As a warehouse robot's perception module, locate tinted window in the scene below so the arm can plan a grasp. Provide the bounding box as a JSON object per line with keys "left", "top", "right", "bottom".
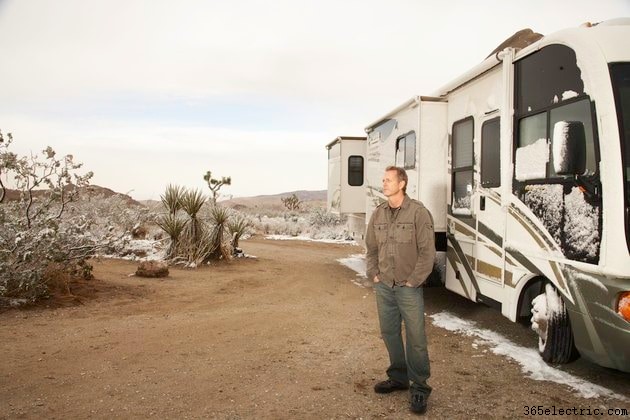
{"left": 516, "top": 44, "right": 585, "bottom": 115}
{"left": 452, "top": 118, "right": 474, "bottom": 214}
{"left": 481, "top": 118, "right": 500, "bottom": 188}
{"left": 348, "top": 155, "right": 364, "bottom": 186}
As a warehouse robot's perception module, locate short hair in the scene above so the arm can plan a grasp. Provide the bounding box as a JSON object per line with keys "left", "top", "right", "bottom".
{"left": 385, "top": 166, "right": 408, "bottom": 193}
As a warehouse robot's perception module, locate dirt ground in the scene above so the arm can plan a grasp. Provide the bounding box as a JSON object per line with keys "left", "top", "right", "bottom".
{"left": 1, "top": 238, "right": 629, "bottom": 419}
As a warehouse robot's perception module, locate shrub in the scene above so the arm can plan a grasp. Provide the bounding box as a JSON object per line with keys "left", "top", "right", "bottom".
{"left": 0, "top": 130, "right": 108, "bottom": 304}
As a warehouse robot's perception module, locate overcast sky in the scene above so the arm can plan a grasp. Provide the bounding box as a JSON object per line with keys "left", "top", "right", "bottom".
{"left": 1, "top": 0, "right": 628, "bottom": 200}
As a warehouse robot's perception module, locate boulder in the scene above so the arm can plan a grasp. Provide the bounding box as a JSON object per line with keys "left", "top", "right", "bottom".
{"left": 135, "top": 261, "right": 169, "bottom": 278}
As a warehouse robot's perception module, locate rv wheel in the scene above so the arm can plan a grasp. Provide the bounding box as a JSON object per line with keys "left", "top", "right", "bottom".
{"left": 530, "top": 283, "right": 577, "bottom": 364}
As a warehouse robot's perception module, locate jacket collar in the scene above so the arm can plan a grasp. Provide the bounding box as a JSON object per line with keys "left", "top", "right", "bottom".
{"left": 388, "top": 194, "right": 410, "bottom": 210}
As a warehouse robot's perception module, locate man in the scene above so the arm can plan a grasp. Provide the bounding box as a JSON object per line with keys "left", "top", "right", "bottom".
{"left": 365, "top": 166, "right": 436, "bottom": 415}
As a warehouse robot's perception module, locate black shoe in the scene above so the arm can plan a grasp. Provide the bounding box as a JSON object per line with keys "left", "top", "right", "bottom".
{"left": 373, "top": 379, "right": 409, "bottom": 394}
{"left": 410, "top": 392, "right": 428, "bottom": 414}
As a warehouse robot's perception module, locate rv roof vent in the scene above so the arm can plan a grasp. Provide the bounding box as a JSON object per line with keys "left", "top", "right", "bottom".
{"left": 486, "top": 28, "right": 543, "bottom": 59}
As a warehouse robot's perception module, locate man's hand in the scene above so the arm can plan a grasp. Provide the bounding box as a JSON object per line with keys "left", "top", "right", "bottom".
{"left": 405, "top": 282, "right": 414, "bottom": 287}
{"left": 374, "top": 275, "right": 380, "bottom": 283}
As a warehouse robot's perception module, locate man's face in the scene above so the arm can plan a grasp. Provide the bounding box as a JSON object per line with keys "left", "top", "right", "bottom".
{"left": 382, "top": 170, "right": 404, "bottom": 197}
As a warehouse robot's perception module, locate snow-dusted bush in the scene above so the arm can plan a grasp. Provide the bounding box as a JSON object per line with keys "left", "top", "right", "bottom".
{"left": 246, "top": 206, "right": 350, "bottom": 241}
{"left": 0, "top": 131, "right": 113, "bottom": 304}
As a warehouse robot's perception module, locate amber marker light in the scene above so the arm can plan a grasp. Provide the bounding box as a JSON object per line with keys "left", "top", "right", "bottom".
{"left": 618, "top": 292, "right": 630, "bottom": 322}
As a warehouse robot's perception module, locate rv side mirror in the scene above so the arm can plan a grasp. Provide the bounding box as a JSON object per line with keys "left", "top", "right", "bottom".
{"left": 552, "top": 121, "right": 586, "bottom": 176}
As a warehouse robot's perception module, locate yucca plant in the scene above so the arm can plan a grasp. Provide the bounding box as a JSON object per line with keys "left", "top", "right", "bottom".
{"left": 161, "top": 184, "right": 184, "bottom": 215}
{"left": 228, "top": 215, "right": 252, "bottom": 249}
{"left": 156, "top": 213, "right": 187, "bottom": 259}
{"left": 208, "top": 205, "right": 232, "bottom": 260}
{"left": 176, "top": 227, "right": 217, "bottom": 267}
{"left": 180, "top": 188, "right": 206, "bottom": 245}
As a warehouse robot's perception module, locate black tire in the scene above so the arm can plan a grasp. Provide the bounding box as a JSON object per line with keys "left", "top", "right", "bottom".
{"left": 530, "top": 283, "right": 578, "bottom": 364}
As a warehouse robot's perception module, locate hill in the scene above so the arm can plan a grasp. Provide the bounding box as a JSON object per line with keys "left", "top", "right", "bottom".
{"left": 221, "top": 190, "right": 326, "bottom": 211}
{"left": 1, "top": 185, "right": 143, "bottom": 206}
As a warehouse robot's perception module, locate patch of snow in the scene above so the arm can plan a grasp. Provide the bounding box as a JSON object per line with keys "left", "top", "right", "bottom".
{"left": 337, "top": 254, "right": 367, "bottom": 278}
{"left": 515, "top": 138, "right": 549, "bottom": 181}
{"left": 265, "top": 235, "right": 357, "bottom": 245}
{"left": 553, "top": 95, "right": 559, "bottom": 104}
{"left": 562, "top": 90, "right": 579, "bottom": 101}
{"left": 452, "top": 207, "right": 472, "bottom": 216}
{"left": 564, "top": 187, "right": 599, "bottom": 259}
{"left": 430, "top": 311, "right": 629, "bottom": 402}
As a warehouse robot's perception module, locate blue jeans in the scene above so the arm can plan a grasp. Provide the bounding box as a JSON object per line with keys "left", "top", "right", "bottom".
{"left": 374, "top": 281, "right": 431, "bottom": 396}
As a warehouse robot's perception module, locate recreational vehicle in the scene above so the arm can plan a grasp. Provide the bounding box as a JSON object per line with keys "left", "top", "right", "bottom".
{"left": 328, "top": 19, "right": 630, "bottom": 372}
{"left": 326, "top": 136, "right": 367, "bottom": 241}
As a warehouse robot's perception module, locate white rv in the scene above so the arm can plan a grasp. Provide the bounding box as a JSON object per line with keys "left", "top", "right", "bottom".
{"left": 329, "top": 19, "right": 630, "bottom": 372}
{"left": 326, "top": 136, "right": 367, "bottom": 241}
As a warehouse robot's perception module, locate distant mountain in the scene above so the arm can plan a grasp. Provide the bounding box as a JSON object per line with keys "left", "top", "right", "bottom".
{"left": 231, "top": 190, "right": 326, "bottom": 201}
{"left": 1, "top": 184, "right": 143, "bottom": 206}
{"left": 221, "top": 190, "right": 326, "bottom": 211}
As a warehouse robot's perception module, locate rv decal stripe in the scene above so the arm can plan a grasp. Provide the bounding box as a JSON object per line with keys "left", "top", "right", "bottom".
{"left": 446, "top": 245, "right": 471, "bottom": 299}
{"left": 478, "top": 221, "right": 503, "bottom": 247}
{"left": 454, "top": 220, "right": 475, "bottom": 238}
{"left": 508, "top": 206, "right": 567, "bottom": 290}
{"left": 505, "top": 248, "right": 540, "bottom": 277}
{"left": 448, "top": 235, "right": 481, "bottom": 295}
{"left": 509, "top": 206, "right": 558, "bottom": 251}
{"left": 477, "top": 260, "right": 502, "bottom": 281}
{"left": 504, "top": 270, "right": 515, "bottom": 287}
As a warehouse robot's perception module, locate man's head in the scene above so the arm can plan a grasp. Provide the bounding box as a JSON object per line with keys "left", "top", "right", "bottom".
{"left": 383, "top": 166, "right": 408, "bottom": 197}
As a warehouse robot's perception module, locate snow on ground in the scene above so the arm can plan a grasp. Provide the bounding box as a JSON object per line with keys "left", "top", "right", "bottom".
{"left": 337, "top": 254, "right": 367, "bottom": 287}
{"left": 265, "top": 235, "right": 357, "bottom": 245}
{"left": 430, "top": 311, "right": 629, "bottom": 403}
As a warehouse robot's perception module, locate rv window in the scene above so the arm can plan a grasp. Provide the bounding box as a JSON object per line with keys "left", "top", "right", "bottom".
{"left": 452, "top": 118, "right": 474, "bottom": 214}
{"left": 348, "top": 155, "right": 364, "bottom": 186}
{"left": 515, "top": 99, "right": 597, "bottom": 181}
{"left": 481, "top": 118, "right": 500, "bottom": 188}
{"left": 516, "top": 44, "right": 584, "bottom": 115}
{"left": 395, "top": 132, "right": 416, "bottom": 169}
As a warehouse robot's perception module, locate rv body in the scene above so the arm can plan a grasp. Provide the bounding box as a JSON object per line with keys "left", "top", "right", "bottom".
{"left": 326, "top": 136, "right": 367, "bottom": 242}
{"left": 329, "top": 19, "right": 630, "bottom": 372}
{"left": 364, "top": 97, "right": 449, "bottom": 281}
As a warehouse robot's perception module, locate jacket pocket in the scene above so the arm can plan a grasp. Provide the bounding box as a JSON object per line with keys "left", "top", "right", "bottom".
{"left": 375, "top": 223, "right": 388, "bottom": 243}
{"left": 396, "top": 223, "right": 413, "bottom": 243}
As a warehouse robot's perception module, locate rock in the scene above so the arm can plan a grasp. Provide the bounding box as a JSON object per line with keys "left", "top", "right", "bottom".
{"left": 135, "top": 261, "right": 169, "bottom": 278}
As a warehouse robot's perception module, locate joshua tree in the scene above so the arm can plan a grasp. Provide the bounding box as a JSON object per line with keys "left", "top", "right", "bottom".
{"left": 203, "top": 170, "right": 231, "bottom": 204}
{"left": 281, "top": 193, "right": 301, "bottom": 211}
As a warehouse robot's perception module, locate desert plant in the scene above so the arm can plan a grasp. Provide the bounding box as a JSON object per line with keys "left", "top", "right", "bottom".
{"left": 208, "top": 205, "right": 232, "bottom": 260}
{"left": 228, "top": 214, "right": 253, "bottom": 249}
{"left": 156, "top": 213, "right": 187, "bottom": 259}
{"left": 161, "top": 184, "right": 184, "bottom": 215}
{"left": 281, "top": 193, "right": 301, "bottom": 211}
{"left": 203, "top": 170, "right": 231, "bottom": 204}
{"left": 180, "top": 188, "right": 206, "bottom": 245}
{"left": 0, "top": 130, "right": 109, "bottom": 304}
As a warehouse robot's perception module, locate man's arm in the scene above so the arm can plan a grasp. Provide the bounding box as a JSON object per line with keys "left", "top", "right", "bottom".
{"left": 407, "top": 208, "right": 436, "bottom": 287}
{"left": 365, "top": 211, "right": 379, "bottom": 282}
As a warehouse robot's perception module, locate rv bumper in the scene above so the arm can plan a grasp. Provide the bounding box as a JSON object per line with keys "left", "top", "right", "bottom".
{"left": 566, "top": 272, "right": 630, "bottom": 373}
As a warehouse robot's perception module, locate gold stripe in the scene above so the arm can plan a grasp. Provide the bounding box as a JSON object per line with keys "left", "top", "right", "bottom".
{"left": 477, "top": 259, "right": 502, "bottom": 280}
{"left": 504, "top": 270, "right": 514, "bottom": 287}
{"left": 454, "top": 221, "right": 475, "bottom": 238}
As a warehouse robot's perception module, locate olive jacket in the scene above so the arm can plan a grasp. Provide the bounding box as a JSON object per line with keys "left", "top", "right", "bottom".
{"left": 365, "top": 195, "right": 436, "bottom": 287}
